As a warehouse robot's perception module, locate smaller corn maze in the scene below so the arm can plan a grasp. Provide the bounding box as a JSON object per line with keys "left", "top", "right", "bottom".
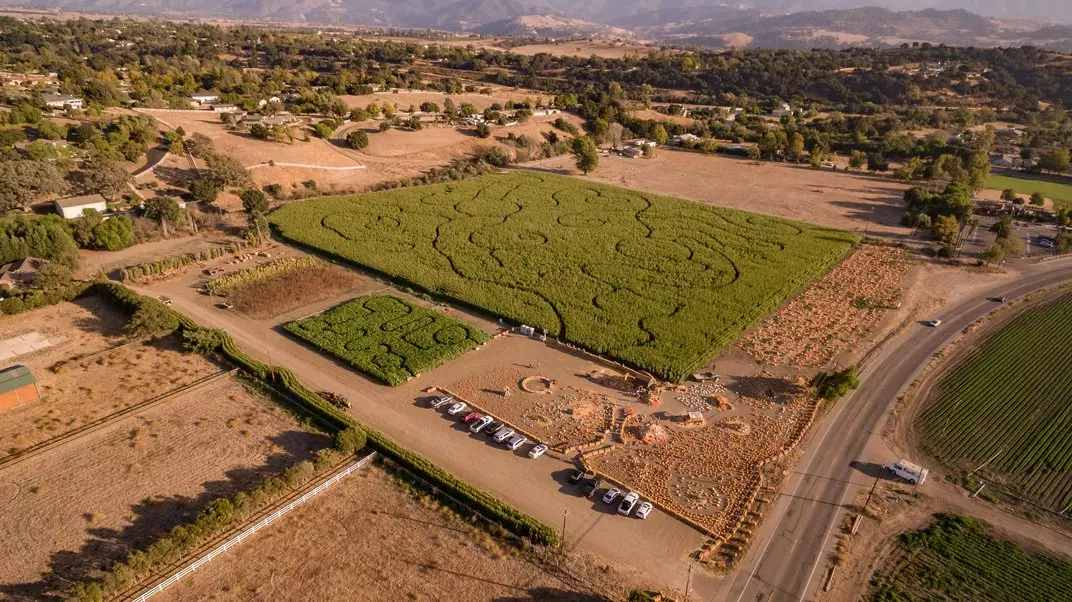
{"left": 285, "top": 294, "right": 488, "bottom": 385}
{"left": 916, "top": 293, "right": 1072, "bottom": 512}
{"left": 207, "top": 256, "right": 320, "bottom": 296}
{"left": 868, "top": 513, "right": 1072, "bottom": 602}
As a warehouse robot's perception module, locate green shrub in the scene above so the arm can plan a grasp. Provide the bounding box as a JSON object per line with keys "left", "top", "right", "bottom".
{"left": 811, "top": 366, "right": 860, "bottom": 401}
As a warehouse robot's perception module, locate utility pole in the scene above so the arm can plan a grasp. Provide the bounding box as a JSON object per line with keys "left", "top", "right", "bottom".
{"left": 560, "top": 508, "right": 568, "bottom": 550}
{"left": 684, "top": 558, "right": 694, "bottom": 600}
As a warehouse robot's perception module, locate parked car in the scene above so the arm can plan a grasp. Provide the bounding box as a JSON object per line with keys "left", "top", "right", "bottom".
{"left": 506, "top": 435, "right": 527, "bottom": 451}
{"left": 570, "top": 469, "right": 593, "bottom": 484}
{"left": 582, "top": 479, "right": 601, "bottom": 499}
{"left": 462, "top": 412, "right": 481, "bottom": 424}
{"left": 446, "top": 402, "right": 468, "bottom": 415}
{"left": 528, "top": 443, "right": 548, "bottom": 458}
{"left": 430, "top": 396, "right": 453, "bottom": 408}
{"left": 470, "top": 416, "right": 493, "bottom": 432}
{"left": 485, "top": 420, "right": 505, "bottom": 435}
{"left": 885, "top": 458, "right": 929, "bottom": 485}
{"left": 923, "top": 319, "right": 941, "bottom": 327}
{"left": 618, "top": 492, "right": 639, "bottom": 515}
{"left": 602, "top": 488, "right": 621, "bottom": 504}
{"left": 634, "top": 502, "right": 654, "bottom": 520}
{"left": 1039, "top": 238, "right": 1055, "bottom": 248}
{"left": 492, "top": 428, "right": 515, "bottom": 443}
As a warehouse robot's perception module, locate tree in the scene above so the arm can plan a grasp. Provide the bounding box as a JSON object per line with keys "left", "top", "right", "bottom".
{"left": 0, "top": 160, "right": 64, "bottom": 211}
{"left": 932, "top": 214, "right": 960, "bottom": 256}
{"left": 189, "top": 179, "right": 219, "bottom": 202}
{"left": 206, "top": 152, "right": 251, "bottom": 187}
{"left": 239, "top": 188, "right": 269, "bottom": 214}
{"left": 312, "top": 121, "right": 334, "bottom": 139}
{"left": 650, "top": 124, "right": 668, "bottom": 146}
{"left": 990, "top": 215, "right": 1012, "bottom": 239}
{"left": 1030, "top": 192, "right": 1046, "bottom": 206}
{"left": 419, "top": 102, "right": 439, "bottom": 113}
{"left": 406, "top": 116, "right": 423, "bottom": 131}
{"left": 1038, "top": 149, "right": 1070, "bottom": 174}
{"left": 125, "top": 300, "right": 179, "bottom": 340}
{"left": 607, "top": 122, "right": 626, "bottom": 147}
{"left": 809, "top": 147, "right": 823, "bottom": 169}
{"left": 378, "top": 121, "right": 391, "bottom": 132}
{"left": 964, "top": 150, "right": 991, "bottom": 191}
{"left": 345, "top": 130, "right": 369, "bottom": 149}
{"left": 143, "top": 197, "right": 182, "bottom": 238}
{"left": 1000, "top": 188, "right": 1019, "bottom": 202}
{"left": 33, "top": 261, "right": 73, "bottom": 290}
{"left": 475, "top": 122, "right": 492, "bottom": 138}
{"left": 70, "top": 208, "right": 104, "bottom": 247}
{"left": 810, "top": 366, "right": 859, "bottom": 401}
{"left": 849, "top": 150, "right": 867, "bottom": 171}
{"left": 866, "top": 153, "right": 889, "bottom": 174}
{"left": 245, "top": 209, "right": 269, "bottom": 245}
{"left": 895, "top": 157, "right": 924, "bottom": 181}
{"left": 748, "top": 144, "right": 762, "bottom": 165}
{"left": 786, "top": 132, "right": 805, "bottom": 162}
{"left": 334, "top": 426, "right": 367, "bottom": 454}
{"left": 185, "top": 132, "right": 214, "bottom": 158}
{"left": 571, "top": 137, "right": 599, "bottom": 175}
{"left": 981, "top": 242, "right": 1006, "bottom": 266}
{"left": 84, "top": 157, "right": 131, "bottom": 201}
{"left": 182, "top": 328, "right": 225, "bottom": 354}
{"left": 90, "top": 215, "right": 134, "bottom": 250}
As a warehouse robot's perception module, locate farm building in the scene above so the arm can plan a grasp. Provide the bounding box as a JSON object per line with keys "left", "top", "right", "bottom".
{"left": 0, "top": 257, "right": 49, "bottom": 290}
{"left": 42, "top": 94, "right": 84, "bottom": 110}
{"left": 190, "top": 92, "right": 221, "bottom": 105}
{"left": 0, "top": 365, "right": 39, "bottom": 412}
{"left": 54, "top": 194, "right": 108, "bottom": 219}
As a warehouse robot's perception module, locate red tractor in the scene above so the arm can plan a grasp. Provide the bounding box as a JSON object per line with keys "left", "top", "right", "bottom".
{"left": 318, "top": 391, "right": 351, "bottom": 409}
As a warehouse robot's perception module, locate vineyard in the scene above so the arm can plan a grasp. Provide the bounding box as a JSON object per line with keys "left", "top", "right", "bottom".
{"left": 916, "top": 293, "right": 1072, "bottom": 511}
{"left": 285, "top": 294, "right": 488, "bottom": 385}
{"left": 868, "top": 513, "right": 1072, "bottom": 601}
{"left": 270, "top": 172, "right": 858, "bottom": 381}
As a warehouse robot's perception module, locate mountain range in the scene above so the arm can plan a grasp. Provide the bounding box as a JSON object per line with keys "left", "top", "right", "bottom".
{"left": 3, "top": 0, "right": 1072, "bottom": 50}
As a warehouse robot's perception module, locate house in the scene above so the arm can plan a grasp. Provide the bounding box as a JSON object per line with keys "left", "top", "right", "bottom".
{"left": 631, "top": 139, "right": 657, "bottom": 148}
{"left": 0, "top": 257, "right": 49, "bottom": 290}
{"left": 257, "top": 96, "right": 282, "bottom": 108}
{"left": 617, "top": 146, "right": 642, "bottom": 159}
{"left": 54, "top": 194, "right": 108, "bottom": 219}
{"left": 771, "top": 103, "right": 793, "bottom": 118}
{"left": 211, "top": 104, "right": 242, "bottom": 113}
{"left": 0, "top": 365, "right": 39, "bottom": 413}
{"left": 190, "top": 92, "right": 221, "bottom": 106}
{"left": 670, "top": 133, "right": 700, "bottom": 146}
{"left": 42, "top": 94, "right": 83, "bottom": 110}
{"left": 725, "top": 107, "right": 745, "bottom": 122}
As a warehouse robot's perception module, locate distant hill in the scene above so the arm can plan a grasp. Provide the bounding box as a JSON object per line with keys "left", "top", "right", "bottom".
{"left": 3, "top": 0, "right": 1072, "bottom": 50}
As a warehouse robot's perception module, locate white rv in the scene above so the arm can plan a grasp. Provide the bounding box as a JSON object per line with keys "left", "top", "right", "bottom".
{"left": 886, "top": 459, "right": 928, "bottom": 485}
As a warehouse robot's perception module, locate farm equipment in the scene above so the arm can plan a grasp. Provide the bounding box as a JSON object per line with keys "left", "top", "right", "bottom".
{"left": 318, "top": 390, "right": 351, "bottom": 409}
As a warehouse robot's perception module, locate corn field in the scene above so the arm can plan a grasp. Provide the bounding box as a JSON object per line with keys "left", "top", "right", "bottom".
{"left": 285, "top": 294, "right": 489, "bottom": 386}
{"left": 918, "top": 293, "right": 1072, "bottom": 512}
{"left": 207, "top": 256, "right": 322, "bottom": 296}
{"left": 270, "top": 172, "right": 858, "bottom": 381}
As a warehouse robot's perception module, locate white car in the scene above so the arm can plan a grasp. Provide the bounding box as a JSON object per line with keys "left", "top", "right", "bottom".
{"left": 528, "top": 443, "right": 548, "bottom": 458}
{"left": 506, "top": 435, "right": 527, "bottom": 451}
{"left": 431, "top": 396, "right": 453, "bottom": 409}
{"left": 602, "top": 488, "right": 621, "bottom": 504}
{"left": 924, "top": 319, "right": 942, "bottom": 327}
{"left": 492, "top": 428, "right": 515, "bottom": 443}
{"left": 470, "top": 415, "right": 493, "bottom": 433}
{"left": 634, "top": 501, "right": 654, "bottom": 519}
{"left": 1039, "top": 239, "right": 1055, "bottom": 248}
{"left": 618, "top": 491, "right": 640, "bottom": 515}
{"left": 446, "top": 402, "right": 468, "bottom": 415}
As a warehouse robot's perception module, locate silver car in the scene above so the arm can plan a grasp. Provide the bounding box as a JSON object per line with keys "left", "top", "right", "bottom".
{"left": 492, "top": 428, "right": 515, "bottom": 443}
{"left": 506, "top": 435, "right": 527, "bottom": 451}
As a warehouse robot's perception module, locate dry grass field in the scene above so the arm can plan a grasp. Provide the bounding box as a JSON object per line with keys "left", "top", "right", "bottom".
{"left": 160, "top": 465, "right": 656, "bottom": 602}
{"left": 527, "top": 151, "right": 911, "bottom": 237}
{"left": 0, "top": 376, "right": 329, "bottom": 601}
{"left": 507, "top": 40, "right": 664, "bottom": 59}
{"left": 340, "top": 88, "right": 548, "bottom": 113}
{"left": 0, "top": 296, "right": 221, "bottom": 457}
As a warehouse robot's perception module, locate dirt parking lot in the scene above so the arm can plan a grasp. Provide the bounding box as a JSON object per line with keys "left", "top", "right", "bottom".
{"left": 160, "top": 464, "right": 658, "bottom": 602}
{"left": 527, "top": 151, "right": 912, "bottom": 238}
{"left": 0, "top": 376, "right": 329, "bottom": 601}
{"left": 0, "top": 296, "right": 221, "bottom": 457}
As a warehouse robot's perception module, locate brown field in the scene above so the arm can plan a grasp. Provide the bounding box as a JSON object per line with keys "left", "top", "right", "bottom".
{"left": 508, "top": 40, "right": 663, "bottom": 59}
{"left": 0, "top": 375, "right": 330, "bottom": 600}
{"left": 526, "top": 151, "right": 911, "bottom": 237}
{"left": 0, "top": 296, "right": 221, "bottom": 457}
{"left": 629, "top": 108, "right": 697, "bottom": 126}
{"left": 160, "top": 464, "right": 656, "bottom": 602}
{"left": 226, "top": 261, "right": 368, "bottom": 318}
{"left": 340, "top": 88, "right": 549, "bottom": 113}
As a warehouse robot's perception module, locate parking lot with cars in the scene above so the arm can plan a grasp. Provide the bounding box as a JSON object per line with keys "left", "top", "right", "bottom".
{"left": 430, "top": 395, "right": 657, "bottom": 520}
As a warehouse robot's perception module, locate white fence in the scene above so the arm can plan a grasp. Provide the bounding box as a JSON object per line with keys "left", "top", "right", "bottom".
{"left": 129, "top": 451, "right": 378, "bottom": 602}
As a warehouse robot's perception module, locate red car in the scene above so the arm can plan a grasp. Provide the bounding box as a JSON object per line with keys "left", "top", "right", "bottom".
{"left": 462, "top": 412, "right": 482, "bottom": 424}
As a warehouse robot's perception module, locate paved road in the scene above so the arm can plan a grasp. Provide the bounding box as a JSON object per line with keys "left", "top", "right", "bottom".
{"left": 720, "top": 256, "right": 1072, "bottom": 602}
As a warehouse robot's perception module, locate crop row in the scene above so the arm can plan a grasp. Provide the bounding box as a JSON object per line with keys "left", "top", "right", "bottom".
{"left": 869, "top": 513, "right": 1072, "bottom": 601}
{"left": 270, "top": 172, "right": 858, "bottom": 381}
{"left": 285, "top": 294, "right": 489, "bottom": 386}
{"left": 918, "top": 294, "right": 1072, "bottom": 509}
{"left": 120, "top": 244, "right": 245, "bottom": 282}
{"left": 207, "top": 255, "right": 322, "bottom": 296}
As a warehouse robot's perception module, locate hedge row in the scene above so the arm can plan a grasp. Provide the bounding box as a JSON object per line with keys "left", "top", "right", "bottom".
{"left": 119, "top": 244, "right": 245, "bottom": 282}
{"left": 0, "top": 279, "right": 90, "bottom": 315}
{"left": 71, "top": 432, "right": 362, "bottom": 602}
{"left": 90, "top": 282, "right": 560, "bottom": 547}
